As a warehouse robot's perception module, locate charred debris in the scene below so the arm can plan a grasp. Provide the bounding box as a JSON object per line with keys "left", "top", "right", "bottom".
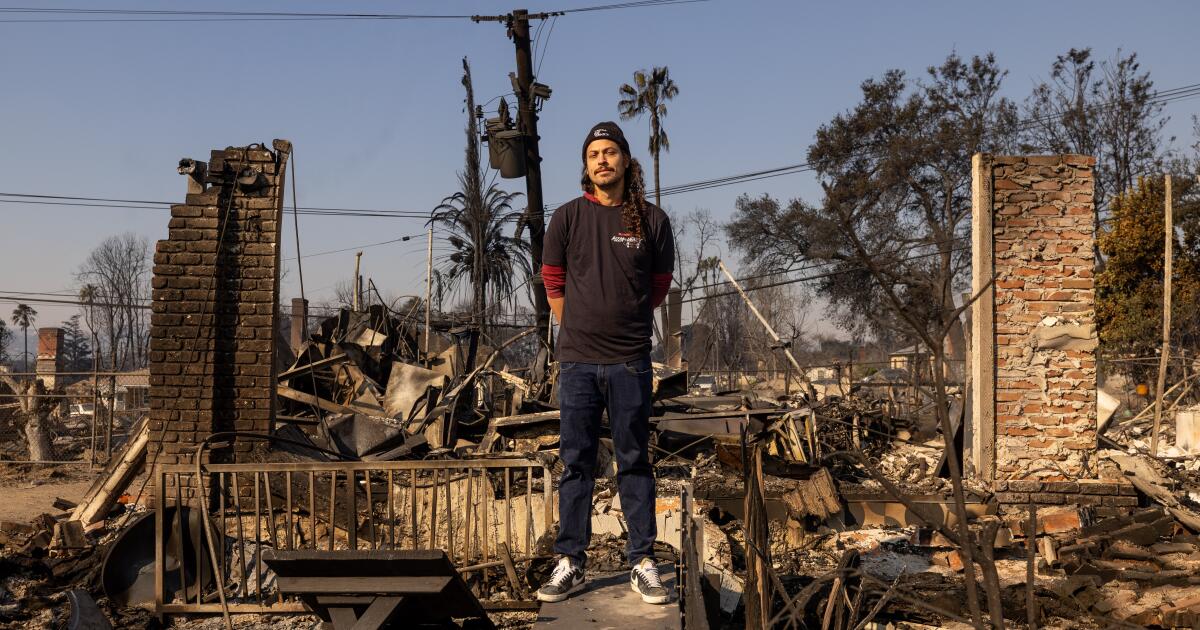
{"left": 0, "top": 302, "right": 1198, "bottom": 629}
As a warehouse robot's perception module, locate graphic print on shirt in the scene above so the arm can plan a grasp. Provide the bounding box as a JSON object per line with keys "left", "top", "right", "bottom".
{"left": 611, "top": 231, "right": 643, "bottom": 249}
{"left": 543, "top": 195, "right": 674, "bottom": 364}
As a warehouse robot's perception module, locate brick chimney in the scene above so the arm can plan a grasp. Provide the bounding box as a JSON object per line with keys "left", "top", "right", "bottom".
{"left": 36, "top": 327, "right": 65, "bottom": 389}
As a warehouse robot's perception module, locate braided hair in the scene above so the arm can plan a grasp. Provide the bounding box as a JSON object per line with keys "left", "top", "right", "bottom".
{"left": 581, "top": 155, "right": 649, "bottom": 240}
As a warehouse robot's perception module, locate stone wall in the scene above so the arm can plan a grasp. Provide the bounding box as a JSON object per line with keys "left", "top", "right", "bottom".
{"left": 972, "top": 154, "right": 1098, "bottom": 483}
{"left": 147, "top": 140, "right": 290, "bottom": 493}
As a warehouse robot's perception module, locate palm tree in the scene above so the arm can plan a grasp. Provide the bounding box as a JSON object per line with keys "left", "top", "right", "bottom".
{"left": 430, "top": 58, "right": 529, "bottom": 333}
{"left": 10, "top": 303, "right": 37, "bottom": 373}
{"left": 618, "top": 66, "right": 680, "bottom": 210}
{"left": 78, "top": 284, "right": 99, "bottom": 365}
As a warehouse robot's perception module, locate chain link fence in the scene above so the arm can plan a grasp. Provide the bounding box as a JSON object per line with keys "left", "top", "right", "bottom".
{"left": 0, "top": 369, "right": 148, "bottom": 466}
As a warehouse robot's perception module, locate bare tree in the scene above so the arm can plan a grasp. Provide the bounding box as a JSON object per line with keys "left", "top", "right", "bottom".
{"left": 675, "top": 208, "right": 722, "bottom": 292}
{"left": 1022, "top": 48, "right": 1171, "bottom": 260}
{"left": 431, "top": 58, "right": 528, "bottom": 336}
{"left": 331, "top": 279, "right": 358, "bottom": 310}
{"left": 75, "top": 233, "right": 152, "bottom": 371}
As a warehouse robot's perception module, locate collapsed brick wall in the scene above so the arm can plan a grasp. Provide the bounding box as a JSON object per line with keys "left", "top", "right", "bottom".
{"left": 978, "top": 154, "right": 1098, "bottom": 481}
{"left": 148, "top": 140, "right": 291, "bottom": 493}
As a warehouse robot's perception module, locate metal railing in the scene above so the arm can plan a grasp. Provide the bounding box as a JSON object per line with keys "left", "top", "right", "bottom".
{"left": 154, "top": 458, "right": 556, "bottom": 615}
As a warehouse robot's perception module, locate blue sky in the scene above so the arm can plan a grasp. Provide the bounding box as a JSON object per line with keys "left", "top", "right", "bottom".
{"left": 2, "top": 0, "right": 1198, "bottom": 347}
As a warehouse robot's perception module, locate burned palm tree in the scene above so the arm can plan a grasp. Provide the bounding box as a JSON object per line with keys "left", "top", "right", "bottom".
{"left": 430, "top": 58, "right": 529, "bottom": 333}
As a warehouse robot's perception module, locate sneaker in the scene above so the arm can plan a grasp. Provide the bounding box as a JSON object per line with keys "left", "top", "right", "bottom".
{"left": 537, "top": 556, "right": 586, "bottom": 603}
{"left": 630, "top": 557, "right": 670, "bottom": 604}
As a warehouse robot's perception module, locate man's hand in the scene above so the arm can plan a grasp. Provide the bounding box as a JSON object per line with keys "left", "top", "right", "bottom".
{"left": 549, "top": 296, "right": 564, "bottom": 323}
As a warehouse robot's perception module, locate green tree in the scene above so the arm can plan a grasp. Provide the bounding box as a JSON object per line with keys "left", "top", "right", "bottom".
{"left": 727, "top": 53, "right": 1017, "bottom": 347}
{"left": 61, "top": 314, "right": 93, "bottom": 373}
{"left": 10, "top": 304, "right": 37, "bottom": 373}
{"left": 430, "top": 58, "right": 528, "bottom": 333}
{"left": 1096, "top": 176, "right": 1200, "bottom": 383}
{"left": 618, "top": 66, "right": 679, "bottom": 210}
{"left": 725, "top": 55, "right": 1022, "bottom": 626}
{"left": 1022, "top": 48, "right": 1171, "bottom": 261}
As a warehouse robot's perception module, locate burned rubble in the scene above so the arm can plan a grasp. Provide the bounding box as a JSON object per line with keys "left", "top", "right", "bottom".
{"left": 1, "top": 146, "right": 1199, "bottom": 630}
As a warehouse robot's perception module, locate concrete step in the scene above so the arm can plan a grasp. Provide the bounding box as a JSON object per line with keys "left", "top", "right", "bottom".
{"left": 534, "top": 563, "right": 680, "bottom": 630}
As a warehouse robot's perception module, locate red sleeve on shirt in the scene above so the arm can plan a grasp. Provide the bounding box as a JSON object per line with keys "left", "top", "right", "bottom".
{"left": 543, "top": 264, "right": 566, "bottom": 298}
{"left": 651, "top": 272, "right": 672, "bottom": 308}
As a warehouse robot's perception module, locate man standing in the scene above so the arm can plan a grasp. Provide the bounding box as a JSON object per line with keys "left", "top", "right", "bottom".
{"left": 536, "top": 122, "right": 674, "bottom": 604}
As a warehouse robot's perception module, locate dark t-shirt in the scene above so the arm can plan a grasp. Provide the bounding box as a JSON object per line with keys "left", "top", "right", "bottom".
{"left": 544, "top": 196, "right": 674, "bottom": 364}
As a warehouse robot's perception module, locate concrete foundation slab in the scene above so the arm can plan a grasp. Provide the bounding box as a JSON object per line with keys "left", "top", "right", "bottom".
{"left": 535, "top": 564, "right": 680, "bottom": 629}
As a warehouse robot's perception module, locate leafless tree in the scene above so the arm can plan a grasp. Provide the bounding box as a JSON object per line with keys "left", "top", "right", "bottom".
{"left": 1022, "top": 48, "right": 1171, "bottom": 262}
{"left": 674, "top": 208, "right": 722, "bottom": 292}
{"left": 331, "top": 279, "right": 358, "bottom": 310}
{"left": 75, "top": 233, "right": 151, "bottom": 371}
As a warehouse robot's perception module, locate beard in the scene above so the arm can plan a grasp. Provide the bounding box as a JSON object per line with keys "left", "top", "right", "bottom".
{"left": 589, "top": 168, "right": 624, "bottom": 192}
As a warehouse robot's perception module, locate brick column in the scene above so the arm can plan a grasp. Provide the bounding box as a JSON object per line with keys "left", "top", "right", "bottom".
{"left": 971, "top": 154, "right": 1098, "bottom": 483}
{"left": 148, "top": 140, "right": 291, "bottom": 496}
{"left": 35, "top": 327, "right": 64, "bottom": 390}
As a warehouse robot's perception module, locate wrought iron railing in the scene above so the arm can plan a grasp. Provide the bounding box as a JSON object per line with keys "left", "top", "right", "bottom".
{"left": 154, "top": 458, "right": 555, "bottom": 615}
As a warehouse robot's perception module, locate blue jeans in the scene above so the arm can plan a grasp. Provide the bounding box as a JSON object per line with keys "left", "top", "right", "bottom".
{"left": 554, "top": 355, "right": 657, "bottom": 568}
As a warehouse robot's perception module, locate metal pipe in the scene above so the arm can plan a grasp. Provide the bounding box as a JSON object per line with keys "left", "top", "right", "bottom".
{"left": 425, "top": 227, "right": 433, "bottom": 366}
{"left": 717, "top": 260, "right": 813, "bottom": 392}
{"left": 232, "top": 472, "right": 247, "bottom": 601}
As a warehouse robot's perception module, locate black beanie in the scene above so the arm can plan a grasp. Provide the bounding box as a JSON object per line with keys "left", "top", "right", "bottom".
{"left": 581, "top": 121, "right": 631, "bottom": 162}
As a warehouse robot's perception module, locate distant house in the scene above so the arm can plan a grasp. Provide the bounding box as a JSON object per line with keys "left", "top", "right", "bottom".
{"left": 887, "top": 347, "right": 936, "bottom": 379}
{"left": 64, "top": 367, "right": 150, "bottom": 412}
{"left": 805, "top": 366, "right": 837, "bottom": 382}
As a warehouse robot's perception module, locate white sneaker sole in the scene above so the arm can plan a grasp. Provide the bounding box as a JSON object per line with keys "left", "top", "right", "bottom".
{"left": 631, "top": 581, "right": 671, "bottom": 604}
{"left": 537, "top": 580, "right": 585, "bottom": 603}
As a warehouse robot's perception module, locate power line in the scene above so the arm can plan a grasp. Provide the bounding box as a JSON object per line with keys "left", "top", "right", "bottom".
{"left": 679, "top": 243, "right": 974, "bottom": 306}
{"left": 281, "top": 232, "right": 427, "bottom": 261}
{"left": 545, "top": 79, "right": 1200, "bottom": 210}
{"left": 0, "top": 291, "right": 356, "bottom": 315}
{"left": 682, "top": 235, "right": 972, "bottom": 297}
{"left": 535, "top": 16, "right": 558, "bottom": 76}
{"left": 558, "top": 0, "right": 709, "bottom": 13}
{"left": 2, "top": 79, "right": 1196, "bottom": 222}
{"left": 0, "top": 192, "right": 437, "bottom": 219}
{"left": 0, "top": 1, "right": 704, "bottom": 23}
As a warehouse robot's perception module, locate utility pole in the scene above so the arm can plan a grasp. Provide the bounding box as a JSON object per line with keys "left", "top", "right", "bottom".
{"left": 473, "top": 8, "right": 560, "bottom": 347}
{"left": 1152, "top": 174, "right": 1174, "bottom": 456}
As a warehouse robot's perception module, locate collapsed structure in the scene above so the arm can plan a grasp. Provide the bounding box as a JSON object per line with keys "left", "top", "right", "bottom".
{"left": 2, "top": 147, "right": 1200, "bottom": 630}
